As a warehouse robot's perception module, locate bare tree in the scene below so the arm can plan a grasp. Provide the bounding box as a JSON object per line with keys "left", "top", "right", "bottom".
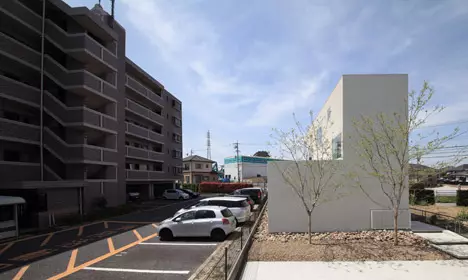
{"left": 351, "top": 81, "right": 466, "bottom": 245}
{"left": 271, "top": 113, "right": 343, "bottom": 244}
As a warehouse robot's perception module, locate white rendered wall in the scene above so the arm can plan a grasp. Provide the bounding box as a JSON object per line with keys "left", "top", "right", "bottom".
{"left": 268, "top": 74, "right": 411, "bottom": 233}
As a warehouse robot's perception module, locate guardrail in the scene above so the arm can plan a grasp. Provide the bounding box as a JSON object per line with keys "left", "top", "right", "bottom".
{"left": 433, "top": 189, "right": 457, "bottom": 197}
{"left": 410, "top": 207, "right": 468, "bottom": 235}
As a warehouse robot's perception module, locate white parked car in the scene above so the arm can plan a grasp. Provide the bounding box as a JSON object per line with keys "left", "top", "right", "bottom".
{"left": 175, "top": 197, "right": 251, "bottom": 223}
{"left": 162, "top": 189, "right": 190, "bottom": 200}
{"left": 156, "top": 206, "right": 237, "bottom": 241}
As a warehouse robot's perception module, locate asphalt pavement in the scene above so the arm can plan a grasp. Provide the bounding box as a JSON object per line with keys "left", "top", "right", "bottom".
{"left": 0, "top": 198, "right": 206, "bottom": 279}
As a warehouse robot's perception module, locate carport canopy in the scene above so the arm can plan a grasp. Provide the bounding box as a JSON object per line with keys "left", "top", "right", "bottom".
{"left": 0, "top": 195, "right": 25, "bottom": 206}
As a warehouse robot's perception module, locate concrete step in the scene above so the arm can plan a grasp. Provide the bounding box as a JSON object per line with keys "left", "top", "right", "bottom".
{"left": 415, "top": 230, "right": 468, "bottom": 245}
{"left": 432, "top": 244, "right": 468, "bottom": 259}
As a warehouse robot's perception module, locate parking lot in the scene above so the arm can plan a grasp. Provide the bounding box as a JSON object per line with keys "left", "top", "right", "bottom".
{"left": 0, "top": 198, "right": 205, "bottom": 279}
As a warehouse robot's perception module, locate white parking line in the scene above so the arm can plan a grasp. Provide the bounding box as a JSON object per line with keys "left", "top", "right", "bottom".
{"left": 140, "top": 242, "right": 218, "bottom": 246}
{"left": 83, "top": 267, "right": 190, "bottom": 274}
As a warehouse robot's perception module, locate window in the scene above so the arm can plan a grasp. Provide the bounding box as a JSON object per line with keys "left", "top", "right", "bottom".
{"left": 134, "top": 163, "right": 140, "bottom": 170}
{"left": 184, "top": 164, "right": 189, "bottom": 170}
{"left": 332, "top": 133, "right": 342, "bottom": 159}
{"left": 327, "top": 107, "right": 331, "bottom": 122}
{"left": 205, "top": 164, "right": 209, "bottom": 168}
{"left": 125, "top": 163, "right": 131, "bottom": 169}
{"left": 173, "top": 117, "right": 182, "bottom": 127}
{"left": 185, "top": 176, "right": 190, "bottom": 183}
{"left": 317, "top": 127, "right": 323, "bottom": 144}
{"left": 177, "top": 211, "right": 196, "bottom": 221}
{"left": 195, "top": 210, "right": 216, "bottom": 219}
{"left": 195, "top": 163, "right": 202, "bottom": 169}
{"left": 4, "top": 150, "right": 20, "bottom": 162}
{"left": 221, "top": 209, "right": 233, "bottom": 217}
{"left": 172, "top": 150, "right": 182, "bottom": 159}
{"left": 3, "top": 111, "right": 20, "bottom": 121}
{"left": 173, "top": 134, "right": 182, "bottom": 143}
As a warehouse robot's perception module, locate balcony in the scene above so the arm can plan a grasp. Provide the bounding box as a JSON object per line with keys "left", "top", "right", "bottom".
{"left": 44, "top": 19, "right": 118, "bottom": 71}
{"left": 126, "top": 146, "right": 164, "bottom": 162}
{"left": 45, "top": 92, "right": 118, "bottom": 132}
{"left": 125, "top": 99, "right": 164, "bottom": 125}
{"left": 1, "top": 0, "right": 117, "bottom": 71}
{"left": 44, "top": 56, "right": 118, "bottom": 103}
{"left": 126, "top": 170, "right": 165, "bottom": 181}
{"left": 125, "top": 122, "right": 165, "bottom": 144}
{"left": 44, "top": 128, "right": 117, "bottom": 165}
{"left": 0, "top": 32, "right": 117, "bottom": 104}
{"left": 126, "top": 75, "right": 163, "bottom": 107}
{"left": 0, "top": 118, "right": 39, "bottom": 143}
{"left": 0, "top": 161, "right": 41, "bottom": 183}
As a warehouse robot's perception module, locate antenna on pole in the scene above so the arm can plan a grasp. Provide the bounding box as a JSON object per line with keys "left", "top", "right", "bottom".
{"left": 207, "top": 130, "right": 212, "bottom": 159}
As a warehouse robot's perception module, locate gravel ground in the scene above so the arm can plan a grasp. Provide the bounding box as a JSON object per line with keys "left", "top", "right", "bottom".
{"left": 248, "top": 211, "right": 451, "bottom": 261}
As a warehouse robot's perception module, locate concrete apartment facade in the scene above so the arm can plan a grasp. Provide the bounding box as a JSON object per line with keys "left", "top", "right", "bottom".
{"left": 268, "top": 74, "right": 411, "bottom": 233}
{"left": 0, "top": 0, "right": 182, "bottom": 229}
{"left": 182, "top": 155, "right": 217, "bottom": 184}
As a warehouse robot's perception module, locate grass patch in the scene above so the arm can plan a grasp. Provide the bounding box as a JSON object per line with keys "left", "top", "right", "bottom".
{"left": 436, "top": 196, "right": 457, "bottom": 203}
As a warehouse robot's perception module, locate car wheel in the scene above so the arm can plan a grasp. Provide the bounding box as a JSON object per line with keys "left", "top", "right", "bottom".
{"left": 179, "top": 196, "right": 183, "bottom": 200}
{"left": 211, "top": 228, "right": 226, "bottom": 241}
{"left": 234, "top": 218, "right": 239, "bottom": 226}
{"left": 159, "top": 228, "right": 173, "bottom": 241}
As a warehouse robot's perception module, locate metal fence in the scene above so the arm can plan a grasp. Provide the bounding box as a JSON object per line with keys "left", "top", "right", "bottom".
{"left": 198, "top": 202, "right": 267, "bottom": 280}
{"left": 410, "top": 207, "right": 468, "bottom": 237}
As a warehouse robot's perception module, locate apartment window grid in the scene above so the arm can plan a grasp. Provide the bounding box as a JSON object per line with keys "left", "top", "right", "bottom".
{"left": 332, "top": 133, "right": 342, "bottom": 159}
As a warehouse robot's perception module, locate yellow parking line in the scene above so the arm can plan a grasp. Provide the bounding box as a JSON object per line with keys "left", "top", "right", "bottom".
{"left": 151, "top": 223, "right": 157, "bottom": 228}
{"left": 77, "top": 226, "right": 84, "bottom": 237}
{"left": 107, "top": 238, "right": 115, "bottom": 252}
{"left": 47, "top": 232, "right": 158, "bottom": 280}
{"left": 0, "top": 242, "right": 14, "bottom": 256}
{"left": 41, "top": 233, "right": 54, "bottom": 247}
{"left": 104, "top": 221, "right": 108, "bottom": 229}
{"left": 133, "top": 230, "right": 142, "bottom": 240}
{"left": 67, "top": 249, "right": 78, "bottom": 271}
{"left": 12, "top": 265, "right": 29, "bottom": 280}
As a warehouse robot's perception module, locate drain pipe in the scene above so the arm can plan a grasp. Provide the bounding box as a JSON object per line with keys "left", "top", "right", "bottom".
{"left": 40, "top": 0, "right": 46, "bottom": 181}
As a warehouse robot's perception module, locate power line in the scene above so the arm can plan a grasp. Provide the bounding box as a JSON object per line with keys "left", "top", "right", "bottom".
{"left": 417, "top": 120, "right": 468, "bottom": 129}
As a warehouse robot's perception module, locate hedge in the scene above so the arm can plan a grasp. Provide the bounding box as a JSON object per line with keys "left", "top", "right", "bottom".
{"left": 410, "top": 182, "right": 426, "bottom": 190}
{"left": 181, "top": 183, "right": 199, "bottom": 192}
{"left": 457, "top": 190, "right": 468, "bottom": 206}
{"left": 409, "top": 189, "right": 435, "bottom": 205}
{"left": 199, "top": 182, "right": 253, "bottom": 194}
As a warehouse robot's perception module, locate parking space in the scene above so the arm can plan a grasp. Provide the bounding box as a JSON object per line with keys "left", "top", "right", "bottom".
{"left": 66, "top": 235, "right": 219, "bottom": 280}
{"left": 0, "top": 198, "right": 201, "bottom": 277}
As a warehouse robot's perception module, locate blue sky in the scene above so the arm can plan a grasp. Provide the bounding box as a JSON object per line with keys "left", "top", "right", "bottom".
{"left": 65, "top": 0, "right": 468, "bottom": 165}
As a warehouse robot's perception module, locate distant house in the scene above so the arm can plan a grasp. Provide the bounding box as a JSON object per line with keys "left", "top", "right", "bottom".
{"left": 183, "top": 155, "right": 218, "bottom": 184}
{"left": 409, "top": 163, "right": 438, "bottom": 187}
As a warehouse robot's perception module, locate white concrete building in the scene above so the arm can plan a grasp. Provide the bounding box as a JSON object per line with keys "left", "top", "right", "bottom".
{"left": 268, "top": 74, "right": 411, "bottom": 233}
{"left": 224, "top": 156, "right": 280, "bottom": 182}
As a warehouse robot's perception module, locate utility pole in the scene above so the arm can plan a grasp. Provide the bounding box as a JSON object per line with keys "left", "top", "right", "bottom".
{"left": 207, "top": 130, "right": 211, "bottom": 159}
{"left": 40, "top": 0, "right": 46, "bottom": 181}
{"left": 190, "top": 149, "right": 193, "bottom": 156}
{"left": 233, "top": 141, "right": 240, "bottom": 182}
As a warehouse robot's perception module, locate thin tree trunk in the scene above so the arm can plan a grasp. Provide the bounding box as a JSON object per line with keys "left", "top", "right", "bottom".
{"left": 308, "top": 213, "right": 312, "bottom": 244}
{"left": 393, "top": 209, "right": 399, "bottom": 246}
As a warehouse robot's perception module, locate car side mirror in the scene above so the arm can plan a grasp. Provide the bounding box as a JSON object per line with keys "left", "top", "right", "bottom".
{"left": 174, "top": 217, "right": 182, "bottom": 222}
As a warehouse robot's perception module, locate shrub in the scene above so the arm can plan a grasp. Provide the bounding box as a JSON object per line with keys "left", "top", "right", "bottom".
{"left": 456, "top": 190, "right": 468, "bottom": 206}
{"left": 410, "top": 182, "right": 426, "bottom": 190}
{"left": 199, "top": 182, "right": 253, "bottom": 193}
{"left": 427, "top": 214, "right": 438, "bottom": 225}
{"left": 93, "top": 196, "right": 108, "bottom": 209}
{"left": 181, "top": 183, "right": 199, "bottom": 192}
{"left": 409, "top": 189, "right": 435, "bottom": 205}
{"left": 456, "top": 209, "right": 468, "bottom": 221}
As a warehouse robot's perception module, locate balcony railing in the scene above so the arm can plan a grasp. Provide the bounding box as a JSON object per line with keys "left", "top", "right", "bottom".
{"left": 0, "top": 32, "right": 117, "bottom": 102}
{"left": 0, "top": 118, "right": 40, "bottom": 143}
{"left": 3, "top": 0, "right": 118, "bottom": 69}
{"left": 126, "top": 75, "right": 163, "bottom": 107}
{"left": 44, "top": 19, "right": 118, "bottom": 70}
{"left": 126, "top": 146, "right": 164, "bottom": 162}
{"left": 126, "top": 170, "right": 165, "bottom": 181}
{"left": 125, "top": 122, "right": 165, "bottom": 144}
{"left": 125, "top": 99, "right": 164, "bottom": 124}
{"left": 44, "top": 128, "right": 117, "bottom": 164}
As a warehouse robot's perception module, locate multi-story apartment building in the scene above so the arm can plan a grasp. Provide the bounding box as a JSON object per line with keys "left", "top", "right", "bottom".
{"left": 0, "top": 0, "right": 182, "bottom": 228}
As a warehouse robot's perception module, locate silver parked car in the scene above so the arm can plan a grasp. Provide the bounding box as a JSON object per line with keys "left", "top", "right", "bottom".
{"left": 162, "top": 189, "right": 190, "bottom": 200}
{"left": 156, "top": 206, "right": 237, "bottom": 241}
{"left": 175, "top": 197, "right": 251, "bottom": 223}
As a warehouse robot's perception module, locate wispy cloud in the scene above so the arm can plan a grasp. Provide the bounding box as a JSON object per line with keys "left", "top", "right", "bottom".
{"left": 66, "top": 0, "right": 468, "bottom": 163}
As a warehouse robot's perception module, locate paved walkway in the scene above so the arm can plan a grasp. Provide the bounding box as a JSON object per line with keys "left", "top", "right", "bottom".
{"left": 241, "top": 261, "right": 468, "bottom": 280}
